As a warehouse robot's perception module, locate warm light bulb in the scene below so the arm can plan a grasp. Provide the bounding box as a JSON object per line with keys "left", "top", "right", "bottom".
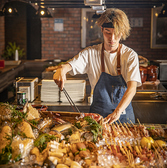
{"left": 163, "top": 10, "right": 165, "bottom": 15}
{"left": 40, "top": 10, "right": 45, "bottom": 15}
{"left": 8, "top": 8, "right": 12, "bottom": 13}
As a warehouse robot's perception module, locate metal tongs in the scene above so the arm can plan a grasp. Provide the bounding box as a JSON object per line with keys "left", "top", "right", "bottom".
{"left": 63, "top": 88, "right": 80, "bottom": 113}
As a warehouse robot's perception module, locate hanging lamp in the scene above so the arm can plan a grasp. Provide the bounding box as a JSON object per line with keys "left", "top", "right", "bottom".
{"left": 158, "top": 4, "right": 167, "bottom": 18}
{"left": 0, "top": 1, "right": 18, "bottom": 16}
{"left": 36, "top": 6, "right": 52, "bottom": 18}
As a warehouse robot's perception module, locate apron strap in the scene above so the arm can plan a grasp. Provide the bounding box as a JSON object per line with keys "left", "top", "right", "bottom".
{"left": 101, "top": 43, "right": 105, "bottom": 72}
{"left": 101, "top": 43, "right": 122, "bottom": 74}
{"left": 117, "top": 44, "right": 122, "bottom": 75}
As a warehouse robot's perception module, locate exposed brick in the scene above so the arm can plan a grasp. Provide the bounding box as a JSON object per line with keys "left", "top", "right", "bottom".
{"left": 0, "top": 3, "right": 167, "bottom": 60}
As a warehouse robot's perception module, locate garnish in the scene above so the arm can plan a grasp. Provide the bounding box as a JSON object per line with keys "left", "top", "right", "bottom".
{"left": 34, "top": 133, "right": 58, "bottom": 152}
{"left": 0, "top": 134, "right": 13, "bottom": 165}
{"left": 10, "top": 106, "right": 27, "bottom": 128}
{"left": 29, "top": 119, "right": 39, "bottom": 129}
{"left": 75, "top": 122, "right": 82, "bottom": 129}
{"left": 84, "top": 116, "right": 102, "bottom": 143}
{"left": 0, "top": 145, "right": 12, "bottom": 164}
{"left": 79, "top": 148, "right": 86, "bottom": 151}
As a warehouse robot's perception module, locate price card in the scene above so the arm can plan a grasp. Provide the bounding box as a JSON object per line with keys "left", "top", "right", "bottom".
{"left": 54, "top": 19, "right": 64, "bottom": 31}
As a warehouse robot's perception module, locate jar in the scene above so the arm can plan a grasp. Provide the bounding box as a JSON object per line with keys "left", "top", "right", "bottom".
{"left": 139, "top": 66, "right": 147, "bottom": 83}
{"left": 147, "top": 65, "right": 158, "bottom": 81}
{"left": 147, "top": 73, "right": 157, "bottom": 81}
{"left": 147, "top": 65, "right": 158, "bottom": 74}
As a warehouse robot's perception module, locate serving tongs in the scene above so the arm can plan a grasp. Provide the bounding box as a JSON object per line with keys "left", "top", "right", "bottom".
{"left": 63, "top": 88, "right": 80, "bottom": 113}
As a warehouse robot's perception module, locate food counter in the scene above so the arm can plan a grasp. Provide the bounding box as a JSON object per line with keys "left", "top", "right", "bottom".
{"left": 0, "top": 60, "right": 167, "bottom": 124}
{"left": 0, "top": 61, "right": 167, "bottom": 167}
{"left": 0, "top": 103, "right": 167, "bottom": 168}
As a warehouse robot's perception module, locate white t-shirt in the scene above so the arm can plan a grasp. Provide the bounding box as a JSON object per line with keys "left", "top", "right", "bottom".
{"left": 68, "top": 43, "right": 142, "bottom": 91}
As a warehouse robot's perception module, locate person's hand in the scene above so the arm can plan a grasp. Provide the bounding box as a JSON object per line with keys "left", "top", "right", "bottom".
{"left": 53, "top": 63, "right": 72, "bottom": 91}
{"left": 104, "top": 111, "right": 121, "bottom": 124}
{"left": 53, "top": 67, "right": 66, "bottom": 91}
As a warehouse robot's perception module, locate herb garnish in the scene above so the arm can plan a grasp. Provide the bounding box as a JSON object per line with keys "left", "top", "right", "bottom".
{"left": 74, "top": 122, "right": 82, "bottom": 129}
{"left": 34, "top": 133, "right": 58, "bottom": 152}
{"left": 84, "top": 116, "right": 102, "bottom": 143}
{"left": 0, "top": 134, "right": 13, "bottom": 164}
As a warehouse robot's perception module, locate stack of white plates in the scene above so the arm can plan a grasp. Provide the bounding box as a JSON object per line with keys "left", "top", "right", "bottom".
{"left": 41, "top": 79, "right": 59, "bottom": 102}
{"left": 61, "top": 80, "right": 86, "bottom": 103}
{"left": 41, "top": 79, "right": 86, "bottom": 102}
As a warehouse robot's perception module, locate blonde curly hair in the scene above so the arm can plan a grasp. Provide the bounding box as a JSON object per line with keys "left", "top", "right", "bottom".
{"left": 97, "top": 8, "right": 131, "bottom": 40}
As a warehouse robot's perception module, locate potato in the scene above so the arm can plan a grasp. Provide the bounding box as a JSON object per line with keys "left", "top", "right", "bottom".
{"left": 140, "top": 137, "right": 151, "bottom": 149}
{"left": 76, "top": 142, "right": 86, "bottom": 151}
{"left": 146, "top": 137, "right": 154, "bottom": 144}
{"left": 18, "top": 121, "right": 35, "bottom": 139}
{"left": 56, "top": 164, "right": 69, "bottom": 168}
{"left": 154, "top": 140, "right": 166, "bottom": 148}
{"left": 79, "top": 149, "right": 90, "bottom": 159}
{"left": 71, "top": 143, "right": 79, "bottom": 154}
{"left": 49, "top": 151, "right": 64, "bottom": 158}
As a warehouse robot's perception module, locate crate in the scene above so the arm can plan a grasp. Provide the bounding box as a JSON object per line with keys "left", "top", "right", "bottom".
{"left": 16, "top": 77, "right": 38, "bottom": 102}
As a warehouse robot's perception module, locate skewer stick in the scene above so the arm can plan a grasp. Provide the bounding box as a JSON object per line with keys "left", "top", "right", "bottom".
{"left": 121, "top": 142, "right": 128, "bottom": 154}
{"left": 130, "top": 120, "right": 135, "bottom": 127}
{"left": 152, "top": 144, "right": 165, "bottom": 168}
{"left": 111, "top": 124, "right": 118, "bottom": 137}
{"left": 113, "top": 138, "right": 117, "bottom": 153}
{"left": 115, "top": 122, "right": 123, "bottom": 134}
{"left": 125, "top": 141, "right": 133, "bottom": 153}
{"left": 120, "top": 144, "right": 126, "bottom": 155}
{"left": 127, "top": 122, "right": 132, "bottom": 127}
{"left": 118, "top": 120, "right": 128, "bottom": 136}
{"left": 110, "top": 133, "right": 113, "bottom": 146}
{"left": 124, "top": 122, "right": 130, "bottom": 132}
{"left": 105, "top": 138, "right": 112, "bottom": 153}
{"left": 124, "top": 122, "right": 133, "bottom": 136}
{"left": 130, "top": 120, "right": 140, "bottom": 136}
{"left": 137, "top": 118, "right": 141, "bottom": 125}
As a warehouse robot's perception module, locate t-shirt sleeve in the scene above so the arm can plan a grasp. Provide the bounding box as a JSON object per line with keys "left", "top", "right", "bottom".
{"left": 67, "top": 49, "right": 89, "bottom": 76}
{"left": 126, "top": 52, "right": 142, "bottom": 87}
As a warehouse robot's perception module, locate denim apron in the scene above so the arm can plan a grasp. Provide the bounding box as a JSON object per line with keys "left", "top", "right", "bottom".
{"left": 89, "top": 43, "right": 135, "bottom": 123}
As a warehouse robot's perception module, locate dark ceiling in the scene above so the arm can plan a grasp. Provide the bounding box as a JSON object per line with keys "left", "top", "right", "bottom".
{"left": 26, "top": 0, "right": 166, "bottom": 8}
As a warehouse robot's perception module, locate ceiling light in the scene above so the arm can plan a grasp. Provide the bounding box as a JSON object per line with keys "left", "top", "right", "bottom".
{"left": 84, "top": 0, "right": 105, "bottom": 6}
{"left": 0, "top": 1, "right": 18, "bottom": 17}
{"left": 36, "top": 6, "right": 52, "bottom": 18}
{"left": 92, "top": 5, "right": 105, "bottom": 10}
{"left": 158, "top": 4, "right": 167, "bottom": 18}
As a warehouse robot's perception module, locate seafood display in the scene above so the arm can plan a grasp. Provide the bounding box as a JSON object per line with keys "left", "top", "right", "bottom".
{"left": 0, "top": 102, "right": 167, "bottom": 168}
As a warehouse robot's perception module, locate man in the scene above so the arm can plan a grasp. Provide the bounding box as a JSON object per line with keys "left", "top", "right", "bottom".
{"left": 53, "top": 8, "right": 142, "bottom": 124}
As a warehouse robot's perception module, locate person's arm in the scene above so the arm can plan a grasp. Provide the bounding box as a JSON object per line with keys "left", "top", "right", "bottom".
{"left": 53, "top": 63, "right": 72, "bottom": 90}
{"left": 104, "top": 81, "right": 137, "bottom": 124}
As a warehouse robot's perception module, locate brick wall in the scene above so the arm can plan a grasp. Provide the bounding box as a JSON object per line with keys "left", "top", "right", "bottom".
{"left": 123, "top": 8, "right": 167, "bottom": 60}
{"left": 41, "top": 8, "right": 82, "bottom": 60}
{"left": 0, "top": 4, "right": 167, "bottom": 61}
{"left": 41, "top": 8, "right": 167, "bottom": 61}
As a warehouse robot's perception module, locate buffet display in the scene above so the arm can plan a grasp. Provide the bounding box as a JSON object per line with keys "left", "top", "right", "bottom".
{"left": 41, "top": 79, "right": 86, "bottom": 103}
{"left": 0, "top": 102, "right": 167, "bottom": 168}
